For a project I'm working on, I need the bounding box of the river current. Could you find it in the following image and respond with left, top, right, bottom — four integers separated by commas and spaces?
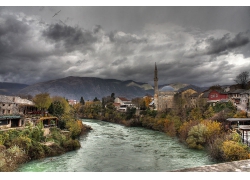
17, 119, 216, 172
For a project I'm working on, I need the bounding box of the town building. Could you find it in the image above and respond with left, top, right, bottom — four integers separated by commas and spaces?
0, 95, 37, 129
228, 89, 246, 105
153, 63, 176, 112
68, 99, 78, 106
207, 89, 229, 106
114, 97, 133, 112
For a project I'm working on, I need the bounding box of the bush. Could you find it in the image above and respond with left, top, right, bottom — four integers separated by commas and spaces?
178, 120, 200, 144
186, 124, 208, 149
0, 145, 29, 171
221, 140, 249, 161
62, 139, 81, 151
207, 133, 227, 161
201, 120, 222, 142
27, 141, 46, 159
10, 136, 32, 152
66, 120, 83, 139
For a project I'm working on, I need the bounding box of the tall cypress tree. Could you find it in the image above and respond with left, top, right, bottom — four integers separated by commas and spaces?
80, 97, 85, 105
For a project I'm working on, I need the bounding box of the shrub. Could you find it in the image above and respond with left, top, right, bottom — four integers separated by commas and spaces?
62, 139, 81, 151
164, 119, 176, 137
28, 141, 46, 159
186, 124, 208, 149
221, 140, 249, 161
48, 127, 67, 145
207, 133, 227, 161
66, 120, 83, 139
201, 120, 222, 142
10, 136, 32, 152
178, 120, 200, 144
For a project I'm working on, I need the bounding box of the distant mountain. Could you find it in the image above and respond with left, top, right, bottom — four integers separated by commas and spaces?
158, 83, 209, 93
17, 76, 154, 101
0, 82, 29, 96
177, 84, 209, 93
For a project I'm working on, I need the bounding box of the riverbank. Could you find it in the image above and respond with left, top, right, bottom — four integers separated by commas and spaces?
18, 119, 215, 172
0, 121, 92, 172
89, 112, 250, 164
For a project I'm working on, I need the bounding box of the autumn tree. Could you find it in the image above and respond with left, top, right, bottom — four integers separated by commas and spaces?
144, 96, 152, 108
51, 96, 71, 114
33, 93, 52, 112
234, 71, 249, 89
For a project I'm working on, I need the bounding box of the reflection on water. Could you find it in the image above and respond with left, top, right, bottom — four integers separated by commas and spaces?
17, 119, 216, 172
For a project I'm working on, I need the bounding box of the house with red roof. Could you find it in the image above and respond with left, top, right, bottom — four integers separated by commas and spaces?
207, 90, 229, 105
114, 97, 133, 112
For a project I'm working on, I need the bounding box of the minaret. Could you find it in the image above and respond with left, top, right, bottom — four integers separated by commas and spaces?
154, 62, 158, 94
154, 62, 159, 110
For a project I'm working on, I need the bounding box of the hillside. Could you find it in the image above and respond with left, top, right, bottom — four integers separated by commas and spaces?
0, 82, 29, 96
17, 76, 155, 101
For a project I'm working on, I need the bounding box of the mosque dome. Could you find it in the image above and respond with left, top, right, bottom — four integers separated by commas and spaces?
159, 86, 175, 92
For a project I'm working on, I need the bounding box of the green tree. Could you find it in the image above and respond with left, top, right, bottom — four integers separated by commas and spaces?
111, 93, 115, 102
93, 97, 100, 102
49, 101, 64, 118
80, 97, 85, 105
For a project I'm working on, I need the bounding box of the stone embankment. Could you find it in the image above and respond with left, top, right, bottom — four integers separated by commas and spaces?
174, 159, 250, 172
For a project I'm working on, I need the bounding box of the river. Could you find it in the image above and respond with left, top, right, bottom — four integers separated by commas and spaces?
17, 119, 217, 172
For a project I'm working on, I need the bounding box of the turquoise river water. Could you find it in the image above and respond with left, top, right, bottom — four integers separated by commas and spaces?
17, 119, 217, 172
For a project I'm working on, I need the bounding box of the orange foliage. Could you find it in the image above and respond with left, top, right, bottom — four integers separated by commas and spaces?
144, 96, 152, 108
233, 110, 247, 118
164, 119, 176, 137
201, 120, 222, 141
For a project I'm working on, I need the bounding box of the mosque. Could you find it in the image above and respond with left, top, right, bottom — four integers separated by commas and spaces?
153, 63, 176, 112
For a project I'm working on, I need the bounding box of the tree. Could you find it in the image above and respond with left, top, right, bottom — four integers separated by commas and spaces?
48, 101, 64, 118
33, 93, 52, 111
111, 93, 115, 102
93, 97, 100, 102
51, 96, 71, 114
234, 71, 249, 89
144, 96, 152, 108
80, 97, 85, 105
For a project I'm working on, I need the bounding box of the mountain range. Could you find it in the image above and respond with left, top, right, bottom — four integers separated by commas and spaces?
0, 76, 209, 101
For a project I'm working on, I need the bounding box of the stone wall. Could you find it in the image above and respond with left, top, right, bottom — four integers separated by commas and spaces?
174, 159, 250, 172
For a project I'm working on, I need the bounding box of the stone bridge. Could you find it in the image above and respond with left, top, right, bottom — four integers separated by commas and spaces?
174, 159, 250, 172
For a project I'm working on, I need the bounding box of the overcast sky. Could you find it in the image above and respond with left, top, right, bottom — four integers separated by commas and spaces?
1, 3, 250, 87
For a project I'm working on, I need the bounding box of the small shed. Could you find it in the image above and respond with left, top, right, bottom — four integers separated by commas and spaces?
226, 118, 250, 129
226, 118, 250, 146
38, 116, 59, 128
239, 125, 250, 146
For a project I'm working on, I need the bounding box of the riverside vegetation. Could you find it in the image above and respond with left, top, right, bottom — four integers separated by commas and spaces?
75, 91, 250, 163
0, 93, 92, 172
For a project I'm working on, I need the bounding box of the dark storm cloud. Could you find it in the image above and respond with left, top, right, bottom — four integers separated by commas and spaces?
205, 32, 250, 55
0, 14, 29, 35
111, 57, 128, 66
42, 23, 97, 52
93, 25, 102, 34
0, 13, 30, 55
1, 6, 250, 87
